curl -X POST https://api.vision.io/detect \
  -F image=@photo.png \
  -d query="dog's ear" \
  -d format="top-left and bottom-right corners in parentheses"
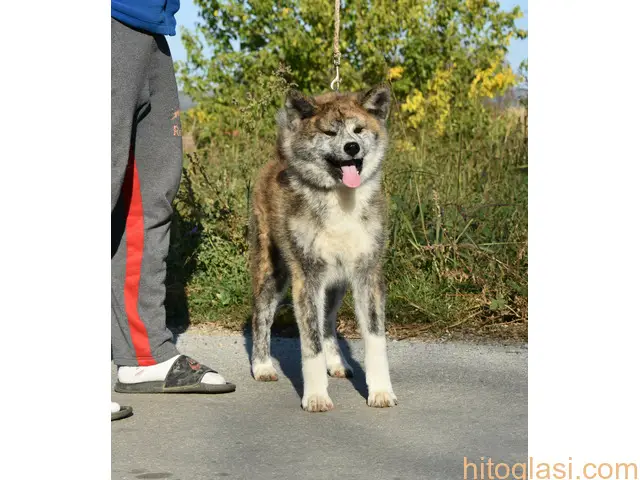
top-left (277, 90), bottom-right (318, 129)
top-left (286, 90), bottom-right (317, 118)
top-left (359, 85), bottom-right (391, 121)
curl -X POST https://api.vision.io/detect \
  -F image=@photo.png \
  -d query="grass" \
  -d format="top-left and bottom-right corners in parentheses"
top-left (166, 97), bottom-right (528, 342)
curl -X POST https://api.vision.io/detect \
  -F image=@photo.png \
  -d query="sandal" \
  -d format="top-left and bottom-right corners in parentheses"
top-left (111, 402), bottom-right (133, 421)
top-left (114, 355), bottom-right (236, 394)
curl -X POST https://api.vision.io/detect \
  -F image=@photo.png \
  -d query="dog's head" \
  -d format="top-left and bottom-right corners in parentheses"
top-left (276, 85), bottom-right (391, 190)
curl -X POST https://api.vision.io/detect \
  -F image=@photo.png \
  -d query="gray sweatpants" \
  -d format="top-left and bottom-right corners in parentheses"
top-left (111, 18), bottom-right (182, 366)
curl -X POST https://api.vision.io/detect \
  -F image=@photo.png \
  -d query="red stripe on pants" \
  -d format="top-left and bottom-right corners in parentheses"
top-left (122, 150), bottom-right (155, 366)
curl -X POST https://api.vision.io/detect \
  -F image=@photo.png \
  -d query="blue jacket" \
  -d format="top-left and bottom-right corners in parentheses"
top-left (112, 0), bottom-right (180, 36)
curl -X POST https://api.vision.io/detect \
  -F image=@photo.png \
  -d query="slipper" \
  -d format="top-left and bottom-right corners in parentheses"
top-left (113, 355), bottom-right (236, 394)
top-left (112, 405), bottom-right (133, 421)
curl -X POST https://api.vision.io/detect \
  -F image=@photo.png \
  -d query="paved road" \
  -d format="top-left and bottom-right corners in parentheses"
top-left (112, 333), bottom-right (527, 480)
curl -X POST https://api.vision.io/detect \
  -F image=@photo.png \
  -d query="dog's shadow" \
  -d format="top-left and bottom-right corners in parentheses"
top-left (242, 310), bottom-right (368, 400)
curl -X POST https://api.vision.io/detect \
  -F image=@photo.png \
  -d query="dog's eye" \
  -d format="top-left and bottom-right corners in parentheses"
top-left (354, 127), bottom-right (364, 134)
top-left (323, 130), bottom-right (338, 137)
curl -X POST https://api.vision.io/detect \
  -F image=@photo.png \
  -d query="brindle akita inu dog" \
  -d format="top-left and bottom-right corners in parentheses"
top-left (249, 85), bottom-right (397, 412)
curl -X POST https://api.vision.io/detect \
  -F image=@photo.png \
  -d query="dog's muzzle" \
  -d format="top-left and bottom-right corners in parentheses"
top-left (324, 155), bottom-right (363, 174)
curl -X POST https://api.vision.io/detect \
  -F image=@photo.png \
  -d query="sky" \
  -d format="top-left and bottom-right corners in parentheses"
top-left (167, 0), bottom-right (528, 72)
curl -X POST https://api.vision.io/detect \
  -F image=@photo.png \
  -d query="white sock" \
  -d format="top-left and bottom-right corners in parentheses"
top-left (117, 355), bottom-right (226, 385)
top-left (111, 401), bottom-right (121, 413)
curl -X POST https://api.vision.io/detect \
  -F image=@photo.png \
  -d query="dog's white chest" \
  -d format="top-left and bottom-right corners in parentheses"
top-left (316, 213), bottom-right (375, 263)
top-left (288, 189), bottom-right (379, 270)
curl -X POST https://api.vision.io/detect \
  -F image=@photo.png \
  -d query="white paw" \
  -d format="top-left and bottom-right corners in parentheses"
top-left (301, 392), bottom-right (334, 412)
top-left (252, 362), bottom-right (279, 382)
top-left (327, 362), bottom-right (353, 378)
top-left (367, 390), bottom-right (398, 408)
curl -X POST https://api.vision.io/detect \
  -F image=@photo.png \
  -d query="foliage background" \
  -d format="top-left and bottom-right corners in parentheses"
top-left (166, 0), bottom-right (528, 341)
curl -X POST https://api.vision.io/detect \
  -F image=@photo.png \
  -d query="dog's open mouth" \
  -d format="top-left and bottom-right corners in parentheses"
top-left (325, 156), bottom-right (363, 188)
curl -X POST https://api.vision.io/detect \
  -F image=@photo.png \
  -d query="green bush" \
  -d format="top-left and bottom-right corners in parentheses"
top-left (168, 78), bottom-right (527, 339)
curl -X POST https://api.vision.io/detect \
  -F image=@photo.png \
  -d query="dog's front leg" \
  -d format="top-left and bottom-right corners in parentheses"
top-left (352, 266), bottom-right (397, 408)
top-left (291, 267), bottom-right (333, 412)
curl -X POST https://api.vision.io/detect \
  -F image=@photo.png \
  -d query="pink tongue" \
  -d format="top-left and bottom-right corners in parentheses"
top-left (340, 165), bottom-right (361, 188)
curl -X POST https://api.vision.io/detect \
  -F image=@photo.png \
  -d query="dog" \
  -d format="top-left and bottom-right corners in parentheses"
top-left (248, 85), bottom-right (397, 412)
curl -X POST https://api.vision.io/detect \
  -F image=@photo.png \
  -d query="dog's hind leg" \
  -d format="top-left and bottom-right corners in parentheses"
top-left (352, 265), bottom-right (397, 408)
top-left (291, 266), bottom-right (333, 412)
top-left (251, 243), bottom-right (289, 382)
top-left (322, 283), bottom-right (353, 378)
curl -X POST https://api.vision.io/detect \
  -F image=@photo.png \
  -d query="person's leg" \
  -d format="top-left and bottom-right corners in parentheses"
top-left (111, 21), bottom-right (232, 390)
top-left (110, 18), bottom-right (148, 415)
top-left (111, 17), bottom-right (160, 367)
top-left (118, 32), bottom-right (183, 366)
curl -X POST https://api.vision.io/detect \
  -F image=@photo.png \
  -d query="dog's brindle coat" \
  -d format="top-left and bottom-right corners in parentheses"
top-left (249, 85), bottom-right (397, 412)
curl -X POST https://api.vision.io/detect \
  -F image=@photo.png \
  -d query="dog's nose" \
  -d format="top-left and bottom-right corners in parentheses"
top-left (344, 142), bottom-right (360, 157)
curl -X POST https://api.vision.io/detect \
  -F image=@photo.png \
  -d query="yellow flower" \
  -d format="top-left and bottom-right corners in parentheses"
top-left (469, 57), bottom-right (518, 100)
top-left (426, 66), bottom-right (454, 135)
top-left (387, 66), bottom-right (404, 81)
top-left (400, 89), bottom-right (426, 129)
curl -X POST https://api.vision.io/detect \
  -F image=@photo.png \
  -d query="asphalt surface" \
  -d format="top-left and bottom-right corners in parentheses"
top-left (112, 332), bottom-right (527, 480)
